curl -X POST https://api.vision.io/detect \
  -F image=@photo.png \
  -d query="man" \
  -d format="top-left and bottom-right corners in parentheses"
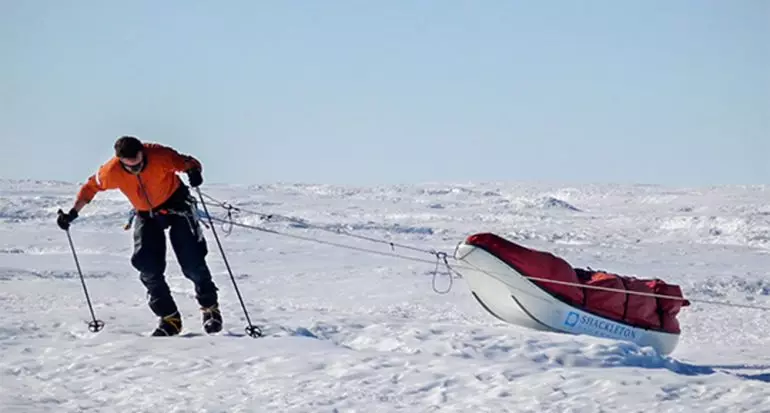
top-left (57, 136), bottom-right (222, 337)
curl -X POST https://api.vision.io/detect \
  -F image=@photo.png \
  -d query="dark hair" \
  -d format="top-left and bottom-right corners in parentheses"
top-left (114, 136), bottom-right (143, 158)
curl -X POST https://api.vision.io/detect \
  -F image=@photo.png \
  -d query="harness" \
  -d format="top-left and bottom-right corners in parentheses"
top-left (122, 162), bottom-right (206, 240)
top-left (123, 193), bottom-right (207, 242)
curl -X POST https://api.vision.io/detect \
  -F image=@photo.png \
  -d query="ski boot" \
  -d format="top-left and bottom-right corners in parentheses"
top-left (152, 311), bottom-right (182, 336)
top-left (201, 305), bottom-right (222, 334)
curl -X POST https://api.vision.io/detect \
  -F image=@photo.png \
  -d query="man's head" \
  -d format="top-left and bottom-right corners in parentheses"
top-left (114, 136), bottom-right (145, 173)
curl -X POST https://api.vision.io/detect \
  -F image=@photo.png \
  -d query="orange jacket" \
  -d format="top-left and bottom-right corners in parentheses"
top-left (77, 143), bottom-right (202, 212)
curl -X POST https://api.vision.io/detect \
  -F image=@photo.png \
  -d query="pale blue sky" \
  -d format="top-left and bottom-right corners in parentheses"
top-left (2, 1), bottom-right (768, 186)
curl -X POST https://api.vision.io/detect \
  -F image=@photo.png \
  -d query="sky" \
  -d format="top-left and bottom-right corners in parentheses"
top-left (1, 1), bottom-right (768, 187)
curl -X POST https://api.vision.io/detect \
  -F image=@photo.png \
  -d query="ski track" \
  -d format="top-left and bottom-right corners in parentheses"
top-left (2, 181), bottom-right (770, 412)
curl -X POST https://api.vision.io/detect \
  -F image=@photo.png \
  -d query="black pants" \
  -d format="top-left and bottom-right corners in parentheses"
top-left (131, 208), bottom-right (219, 317)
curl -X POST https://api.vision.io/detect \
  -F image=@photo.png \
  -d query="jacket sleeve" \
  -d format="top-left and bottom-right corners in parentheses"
top-left (155, 145), bottom-right (202, 173)
top-left (76, 165), bottom-right (114, 204)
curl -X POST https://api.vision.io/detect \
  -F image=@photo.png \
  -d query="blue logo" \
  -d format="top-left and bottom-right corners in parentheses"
top-left (564, 311), bottom-right (579, 327)
top-left (561, 311), bottom-right (637, 339)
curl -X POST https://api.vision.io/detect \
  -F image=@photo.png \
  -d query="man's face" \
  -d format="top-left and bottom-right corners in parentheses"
top-left (119, 150), bottom-right (144, 174)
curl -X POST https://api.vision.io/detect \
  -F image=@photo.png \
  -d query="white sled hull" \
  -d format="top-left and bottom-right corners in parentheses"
top-left (454, 243), bottom-right (680, 355)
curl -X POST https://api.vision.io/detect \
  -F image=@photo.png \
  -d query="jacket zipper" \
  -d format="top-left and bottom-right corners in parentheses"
top-left (136, 174), bottom-right (155, 218)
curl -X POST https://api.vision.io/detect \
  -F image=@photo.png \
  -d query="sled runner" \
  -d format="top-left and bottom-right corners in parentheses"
top-left (454, 233), bottom-right (690, 355)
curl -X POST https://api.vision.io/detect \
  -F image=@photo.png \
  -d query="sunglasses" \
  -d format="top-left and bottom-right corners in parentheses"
top-left (120, 158), bottom-right (145, 173)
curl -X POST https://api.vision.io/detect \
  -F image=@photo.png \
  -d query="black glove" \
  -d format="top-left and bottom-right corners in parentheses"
top-left (57, 208), bottom-right (78, 230)
top-left (187, 168), bottom-right (203, 187)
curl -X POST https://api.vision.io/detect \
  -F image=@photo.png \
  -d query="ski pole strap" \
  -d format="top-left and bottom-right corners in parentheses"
top-left (124, 210), bottom-right (136, 230)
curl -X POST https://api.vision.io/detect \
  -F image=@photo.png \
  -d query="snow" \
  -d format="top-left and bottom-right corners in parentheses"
top-left (2, 179), bottom-right (770, 412)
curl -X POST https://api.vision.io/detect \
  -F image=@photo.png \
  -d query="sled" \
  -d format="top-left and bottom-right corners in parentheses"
top-left (453, 233), bottom-right (689, 355)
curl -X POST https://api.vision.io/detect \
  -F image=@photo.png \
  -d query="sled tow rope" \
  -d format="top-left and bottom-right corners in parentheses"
top-left (198, 191), bottom-right (770, 311)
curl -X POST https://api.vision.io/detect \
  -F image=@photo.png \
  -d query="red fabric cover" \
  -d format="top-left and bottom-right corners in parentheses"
top-left (465, 233), bottom-right (584, 305)
top-left (464, 233), bottom-right (689, 334)
top-left (583, 272), bottom-right (626, 320)
top-left (650, 280), bottom-right (689, 334)
top-left (622, 278), bottom-right (661, 329)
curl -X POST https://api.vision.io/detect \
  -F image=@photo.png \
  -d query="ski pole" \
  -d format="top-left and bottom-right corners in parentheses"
top-left (194, 189), bottom-right (262, 338)
top-left (59, 210), bottom-right (105, 333)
